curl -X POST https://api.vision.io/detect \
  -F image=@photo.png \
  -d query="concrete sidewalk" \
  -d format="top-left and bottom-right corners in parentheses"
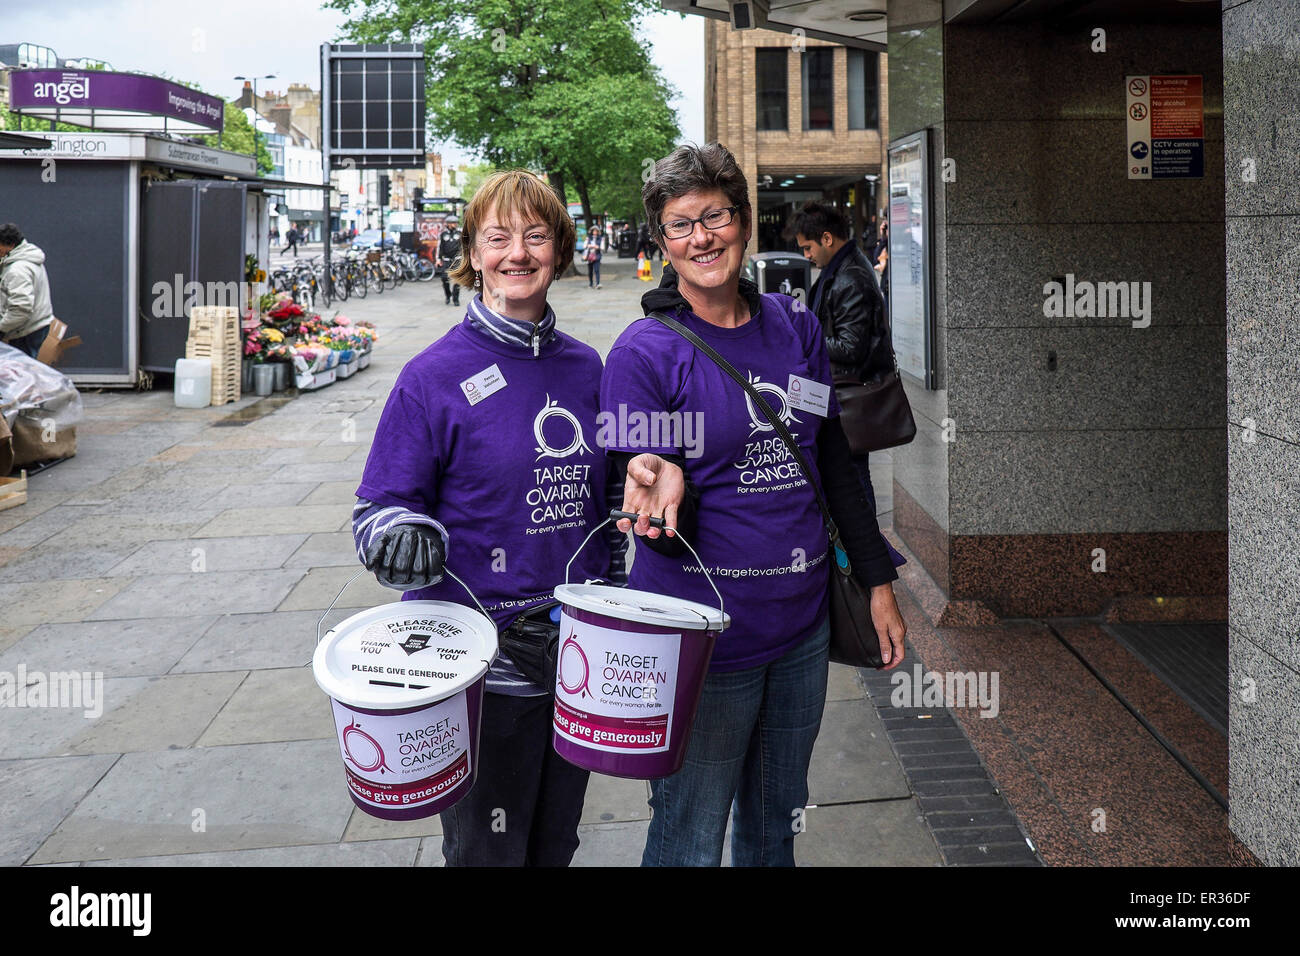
top-left (0, 261), bottom-right (971, 866)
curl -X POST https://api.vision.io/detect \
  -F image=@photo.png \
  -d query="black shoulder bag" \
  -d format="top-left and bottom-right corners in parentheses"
top-left (647, 311), bottom-right (889, 669)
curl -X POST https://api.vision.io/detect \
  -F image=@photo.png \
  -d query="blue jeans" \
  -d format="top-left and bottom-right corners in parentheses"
top-left (641, 617), bottom-right (831, 867)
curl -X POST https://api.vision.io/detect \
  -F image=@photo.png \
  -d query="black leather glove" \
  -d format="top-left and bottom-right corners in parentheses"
top-left (364, 523), bottom-right (445, 590)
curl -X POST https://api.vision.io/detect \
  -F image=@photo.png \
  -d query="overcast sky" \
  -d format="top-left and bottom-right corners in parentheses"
top-left (5, 0), bottom-right (704, 166)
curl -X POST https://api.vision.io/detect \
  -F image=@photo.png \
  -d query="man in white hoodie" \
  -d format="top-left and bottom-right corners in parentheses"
top-left (0, 223), bottom-right (55, 359)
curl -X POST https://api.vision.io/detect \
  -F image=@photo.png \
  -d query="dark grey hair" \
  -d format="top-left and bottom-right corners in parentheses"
top-left (0, 223), bottom-right (23, 247)
top-left (642, 143), bottom-right (751, 243)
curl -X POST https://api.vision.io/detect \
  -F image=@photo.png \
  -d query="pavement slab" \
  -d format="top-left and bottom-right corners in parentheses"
top-left (169, 610), bottom-right (326, 673)
top-left (106, 533), bottom-right (311, 576)
top-left (193, 504), bottom-right (352, 538)
top-left (580, 772), bottom-right (652, 825)
top-left (0, 577), bottom-right (130, 626)
top-left (0, 754), bottom-right (121, 866)
top-left (0, 676), bottom-right (153, 758)
top-left (795, 800), bottom-right (942, 867)
top-left (343, 806), bottom-right (443, 841)
top-left (299, 481), bottom-right (365, 507)
top-left (283, 531), bottom-right (358, 568)
top-left (86, 569), bottom-right (307, 620)
top-left (808, 699), bottom-right (912, 804)
top-left (82, 838), bottom-right (422, 867)
top-left (62, 671), bottom-right (248, 754)
top-left (278, 565), bottom-right (397, 612)
top-left (28, 740), bottom-right (354, 863)
top-left (572, 822), bottom-right (650, 867)
top-left (196, 667), bottom-right (334, 746)
top-left (0, 616), bottom-right (217, 677)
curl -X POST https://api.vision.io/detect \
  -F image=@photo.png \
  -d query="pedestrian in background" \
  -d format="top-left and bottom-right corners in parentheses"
top-left (283, 225), bottom-right (299, 257)
top-left (0, 223), bottom-right (55, 360)
top-left (584, 228), bottom-right (603, 289)
top-left (437, 216), bottom-right (464, 306)
top-left (792, 201), bottom-right (892, 515)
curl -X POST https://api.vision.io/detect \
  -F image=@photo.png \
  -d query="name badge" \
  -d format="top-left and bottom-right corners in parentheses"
top-left (460, 364), bottom-right (507, 406)
top-left (787, 374), bottom-right (830, 417)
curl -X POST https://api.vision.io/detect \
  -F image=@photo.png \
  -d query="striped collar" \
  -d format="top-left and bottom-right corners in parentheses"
top-left (465, 294), bottom-right (557, 354)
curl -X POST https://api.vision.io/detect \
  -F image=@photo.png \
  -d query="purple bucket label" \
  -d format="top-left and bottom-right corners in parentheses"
top-left (553, 614), bottom-right (681, 754)
top-left (329, 694), bottom-right (472, 812)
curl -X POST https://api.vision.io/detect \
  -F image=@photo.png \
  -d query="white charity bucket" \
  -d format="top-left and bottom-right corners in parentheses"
top-left (313, 571), bottom-right (498, 821)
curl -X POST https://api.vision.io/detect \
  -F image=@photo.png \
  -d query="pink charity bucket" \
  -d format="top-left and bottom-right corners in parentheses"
top-left (551, 513), bottom-right (730, 780)
top-left (312, 569), bottom-right (498, 821)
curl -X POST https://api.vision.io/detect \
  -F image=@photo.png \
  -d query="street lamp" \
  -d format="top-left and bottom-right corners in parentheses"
top-left (234, 73), bottom-right (276, 171)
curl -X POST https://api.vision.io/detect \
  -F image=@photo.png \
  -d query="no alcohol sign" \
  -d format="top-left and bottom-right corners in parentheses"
top-left (1126, 74), bottom-right (1204, 179)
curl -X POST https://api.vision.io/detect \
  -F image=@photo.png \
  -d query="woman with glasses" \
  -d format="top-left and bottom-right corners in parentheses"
top-left (600, 142), bottom-right (907, 867)
top-left (353, 169), bottom-right (628, 866)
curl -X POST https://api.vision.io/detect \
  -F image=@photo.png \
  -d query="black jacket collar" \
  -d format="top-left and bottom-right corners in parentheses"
top-left (640, 262), bottom-right (763, 318)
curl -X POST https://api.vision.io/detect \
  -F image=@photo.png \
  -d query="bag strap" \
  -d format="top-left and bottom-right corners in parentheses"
top-left (646, 310), bottom-right (853, 574)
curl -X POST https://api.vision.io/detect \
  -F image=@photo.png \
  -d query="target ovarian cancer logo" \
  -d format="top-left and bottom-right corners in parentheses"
top-left (554, 619), bottom-right (681, 753)
top-left (527, 395), bottom-right (595, 532)
top-left (734, 373), bottom-right (805, 492)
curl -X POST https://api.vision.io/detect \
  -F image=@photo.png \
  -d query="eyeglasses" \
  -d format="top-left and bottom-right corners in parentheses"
top-left (477, 231), bottom-right (553, 250)
top-left (659, 206), bottom-right (739, 240)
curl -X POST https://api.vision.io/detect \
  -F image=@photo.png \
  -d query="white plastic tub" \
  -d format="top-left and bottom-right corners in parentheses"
top-left (174, 358), bottom-right (212, 408)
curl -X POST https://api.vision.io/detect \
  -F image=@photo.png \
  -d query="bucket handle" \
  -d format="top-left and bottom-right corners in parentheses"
top-left (315, 564), bottom-right (492, 646)
top-left (564, 510), bottom-right (725, 627)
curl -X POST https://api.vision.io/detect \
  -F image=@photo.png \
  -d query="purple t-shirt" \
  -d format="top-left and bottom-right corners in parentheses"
top-left (357, 318), bottom-right (612, 629)
top-left (599, 293), bottom-right (841, 671)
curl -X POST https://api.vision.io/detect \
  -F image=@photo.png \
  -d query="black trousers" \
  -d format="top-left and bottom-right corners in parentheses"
top-left (441, 274), bottom-right (460, 304)
top-left (440, 692), bottom-right (590, 866)
top-left (5, 326), bottom-right (46, 359)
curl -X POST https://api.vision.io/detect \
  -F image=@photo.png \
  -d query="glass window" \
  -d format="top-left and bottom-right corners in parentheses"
top-left (801, 48), bottom-right (833, 131)
top-left (848, 49), bottom-right (880, 130)
top-left (755, 48), bottom-right (787, 131)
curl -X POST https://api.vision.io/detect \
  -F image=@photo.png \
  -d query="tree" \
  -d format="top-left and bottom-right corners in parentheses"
top-left (201, 105), bottom-right (274, 176)
top-left (324, 0), bottom-right (680, 228)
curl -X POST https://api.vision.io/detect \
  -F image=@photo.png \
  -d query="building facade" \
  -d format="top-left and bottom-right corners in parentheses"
top-left (704, 20), bottom-right (889, 253)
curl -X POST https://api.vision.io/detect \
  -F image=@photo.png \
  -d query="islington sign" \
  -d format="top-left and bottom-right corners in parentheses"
top-left (9, 70), bottom-right (224, 134)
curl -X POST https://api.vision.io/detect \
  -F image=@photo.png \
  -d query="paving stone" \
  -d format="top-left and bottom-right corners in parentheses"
top-left (809, 699), bottom-right (911, 804)
top-left (263, 445), bottom-right (360, 465)
top-left (197, 667), bottom-right (333, 746)
top-left (278, 565), bottom-right (399, 612)
top-left (62, 672), bottom-right (247, 754)
top-left (897, 751), bottom-right (985, 770)
top-left (0, 540), bottom-right (146, 583)
top-left (580, 772), bottom-right (652, 824)
top-left (0, 676), bottom-right (152, 758)
top-left (0, 754), bottom-right (121, 865)
top-left (893, 738), bottom-right (981, 756)
top-left (193, 504), bottom-right (352, 538)
top-left (299, 481), bottom-right (365, 506)
top-left (185, 482), bottom-right (320, 512)
top-left (925, 809), bottom-right (1022, 830)
top-left (0, 617), bottom-right (216, 677)
top-left (414, 835), bottom-right (445, 866)
top-left (41, 514), bottom-right (211, 549)
top-left (942, 842), bottom-right (1039, 865)
top-left (906, 765), bottom-right (994, 782)
top-left (268, 461), bottom-right (367, 484)
top-left (87, 569), bottom-right (307, 620)
top-left (826, 663), bottom-right (865, 701)
top-left (169, 610), bottom-right (327, 672)
top-left (918, 793), bottom-right (1012, 814)
top-left (82, 838), bottom-right (422, 866)
top-left (0, 577), bottom-right (129, 626)
top-left (106, 534), bottom-right (310, 576)
top-left (0, 505), bottom-right (93, 549)
top-left (343, 806), bottom-right (443, 841)
top-left (283, 531), bottom-right (358, 568)
top-left (930, 824), bottom-right (1029, 848)
top-left (0, 625), bottom-right (35, 654)
top-left (28, 740), bottom-right (354, 862)
top-left (910, 778), bottom-right (1000, 798)
top-left (179, 448), bottom-right (280, 469)
top-left (571, 821), bottom-right (650, 867)
top-left (796, 799), bottom-right (943, 867)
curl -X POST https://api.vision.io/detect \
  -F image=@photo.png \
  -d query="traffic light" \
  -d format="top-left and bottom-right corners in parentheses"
top-left (378, 174), bottom-right (391, 206)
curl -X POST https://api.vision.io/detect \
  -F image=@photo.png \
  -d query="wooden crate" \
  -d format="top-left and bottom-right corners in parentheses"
top-left (0, 469), bottom-right (27, 513)
top-left (184, 308), bottom-right (242, 405)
